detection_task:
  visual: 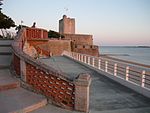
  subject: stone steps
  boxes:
[0,39,13,45]
[0,88,47,113]
[0,46,12,53]
[0,40,12,67]
[0,68,48,113]
[0,39,49,113]
[0,69,19,91]
[0,55,12,66]
[30,103,83,113]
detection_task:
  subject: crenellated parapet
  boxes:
[72,44,99,57]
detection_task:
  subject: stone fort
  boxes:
[59,15,99,57]
[24,15,99,58]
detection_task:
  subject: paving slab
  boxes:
[31,104,83,113]
[0,55,12,66]
[0,46,12,53]
[39,56,150,113]
[0,40,13,45]
[0,69,17,85]
[39,56,94,80]
[0,88,47,113]
[0,69,19,91]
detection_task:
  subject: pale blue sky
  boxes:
[2,0,150,46]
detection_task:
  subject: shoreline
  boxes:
[100,54,150,68]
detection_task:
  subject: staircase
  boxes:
[0,39,12,68]
[0,39,47,113]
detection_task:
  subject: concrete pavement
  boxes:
[38,56,150,113]
[0,87,47,113]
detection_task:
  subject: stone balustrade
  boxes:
[11,28,91,112]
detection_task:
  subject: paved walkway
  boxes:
[0,69,18,88]
[38,56,150,113]
[0,87,47,113]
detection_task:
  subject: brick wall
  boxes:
[64,34,93,45]
[72,44,99,57]
[38,40,71,56]
[26,39,50,57]
[26,28,48,39]
[13,54,21,76]
[12,28,75,109]
[12,27,91,112]
[27,39,71,56]
[26,63,75,109]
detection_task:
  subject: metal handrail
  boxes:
[63,51,150,90]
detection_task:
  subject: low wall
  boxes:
[13,54,21,76]
[11,28,91,112]
[26,39,50,57]
[38,40,71,56]
[26,27,48,39]
[26,62,75,108]
[27,39,71,56]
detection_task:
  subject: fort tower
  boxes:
[59,15,75,34]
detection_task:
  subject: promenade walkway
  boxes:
[0,38,150,113]
[34,56,150,113]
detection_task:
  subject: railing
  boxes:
[63,51,150,90]
[11,28,91,112]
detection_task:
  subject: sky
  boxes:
[2,0,150,46]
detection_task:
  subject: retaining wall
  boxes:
[11,27,91,112]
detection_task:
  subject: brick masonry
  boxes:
[72,44,99,57]
[12,27,92,112]
[13,54,21,76]
[64,34,93,45]
[27,39,71,56]
[25,28,48,39]
[0,82,19,91]
[26,62,75,109]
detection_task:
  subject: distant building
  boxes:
[59,15,75,34]
[59,15,99,57]
[23,15,99,57]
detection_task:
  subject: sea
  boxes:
[99,46,150,66]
